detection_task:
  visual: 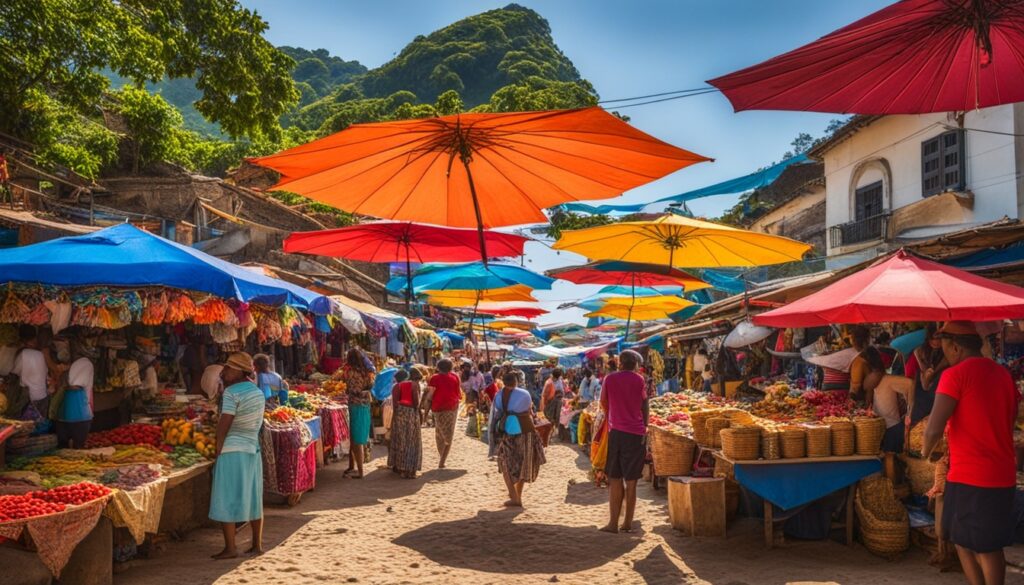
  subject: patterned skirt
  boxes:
[497,431,546,483]
[434,409,458,452]
[387,404,422,473]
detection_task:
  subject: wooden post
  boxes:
[764,499,774,549]
[845,484,856,546]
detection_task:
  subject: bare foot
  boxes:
[619,524,634,533]
[599,524,618,534]
[211,549,238,560]
[246,546,264,556]
[504,499,522,508]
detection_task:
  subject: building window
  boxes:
[855,181,884,220]
[922,130,965,196]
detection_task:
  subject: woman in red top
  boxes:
[925,321,1020,585]
[427,358,461,469]
[388,368,423,479]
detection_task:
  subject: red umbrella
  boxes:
[284,221,528,310]
[474,305,548,319]
[547,261,709,290]
[753,249,1024,327]
[709,0,1024,114]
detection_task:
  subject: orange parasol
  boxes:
[250,107,709,262]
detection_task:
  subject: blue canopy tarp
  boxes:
[0,223,327,310]
[387,262,554,294]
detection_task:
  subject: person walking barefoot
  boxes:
[492,372,545,508]
[599,350,648,534]
[428,358,461,469]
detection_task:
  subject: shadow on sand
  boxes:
[393,508,644,574]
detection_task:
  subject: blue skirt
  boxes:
[349,404,371,446]
[209,451,263,522]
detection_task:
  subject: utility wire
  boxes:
[598,87,717,105]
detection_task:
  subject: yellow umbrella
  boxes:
[424,285,537,307]
[553,214,811,268]
[598,295,694,311]
[586,305,677,321]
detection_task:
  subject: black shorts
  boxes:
[942,481,1016,553]
[606,429,646,480]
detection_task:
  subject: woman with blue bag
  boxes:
[254,354,289,405]
[491,372,546,508]
[51,356,94,448]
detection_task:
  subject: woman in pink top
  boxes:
[599,350,649,534]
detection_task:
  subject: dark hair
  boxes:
[697,348,708,356]
[437,358,454,373]
[948,334,984,353]
[460,366,471,382]
[502,372,519,387]
[849,325,871,348]
[409,368,424,382]
[607,359,618,372]
[18,325,36,343]
[491,365,501,378]
[860,346,886,373]
[875,332,892,345]
[394,369,409,383]
[620,349,642,371]
[254,355,270,372]
[552,367,563,379]
[582,368,592,378]
[346,348,366,371]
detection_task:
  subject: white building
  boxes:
[810,104,1024,261]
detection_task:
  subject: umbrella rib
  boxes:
[494,135,690,182]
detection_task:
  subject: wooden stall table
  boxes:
[716,453,882,549]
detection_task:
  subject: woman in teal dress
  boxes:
[210,352,266,559]
[341,348,375,478]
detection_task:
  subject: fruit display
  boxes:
[160,417,215,457]
[319,379,348,399]
[108,445,173,468]
[265,406,314,425]
[749,383,860,422]
[169,446,206,468]
[287,391,312,411]
[86,424,163,449]
[0,494,66,522]
[30,482,110,506]
[8,455,100,477]
[98,465,163,490]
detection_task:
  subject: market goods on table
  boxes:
[264,405,316,425]
[0,494,66,521]
[168,446,206,468]
[30,482,110,506]
[98,465,163,490]
[86,424,163,449]
[161,417,216,457]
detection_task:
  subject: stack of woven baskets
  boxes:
[854,417,887,455]
[648,425,696,476]
[721,426,761,460]
[855,475,909,557]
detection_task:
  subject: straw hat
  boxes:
[936,321,980,338]
[224,352,254,374]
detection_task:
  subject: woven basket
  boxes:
[691,408,739,447]
[900,454,937,496]
[726,410,755,426]
[780,427,807,458]
[7,432,57,456]
[721,426,761,461]
[830,420,856,456]
[805,425,831,458]
[907,417,945,456]
[854,417,887,455]
[760,429,781,460]
[648,425,696,476]
[706,417,731,448]
[855,476,909,557]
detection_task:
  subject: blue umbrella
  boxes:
[0,223,327,310]
[386,262,554,294]
[598,285,684,297]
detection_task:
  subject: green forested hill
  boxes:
[112,4,595,137]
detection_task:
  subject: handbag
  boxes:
[495,387,537,435]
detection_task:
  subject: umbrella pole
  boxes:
[461,159,489,267]
[624,275,635,343]
[404,241,413,315]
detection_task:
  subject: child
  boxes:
[701,364,714,393]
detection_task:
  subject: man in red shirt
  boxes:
[599,349,649,534]
[924,321,1020,585]
[427,358,462,469]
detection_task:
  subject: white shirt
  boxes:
[140,364,159,398]
[68,357,95,407]
[201,365,224,399]
[13,348,48,401]
[873,374,912,428]
[693,354,708,373]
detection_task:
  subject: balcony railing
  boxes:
[829,213,889,248]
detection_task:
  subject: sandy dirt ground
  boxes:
[116,419,1022,585]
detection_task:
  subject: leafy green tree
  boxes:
[0,0,298,143]
[435,90,465,116]
[545,210,614,239]
[478,77,598,112]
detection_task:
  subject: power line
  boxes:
[597,87,717,105]
[602,89,722,110]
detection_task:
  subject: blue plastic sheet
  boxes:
[733,459,882,511]
[0,224,328,310]
[371,368,398,401]
[305,416,322,442]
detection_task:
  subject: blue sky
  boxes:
[242,0,890,325]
